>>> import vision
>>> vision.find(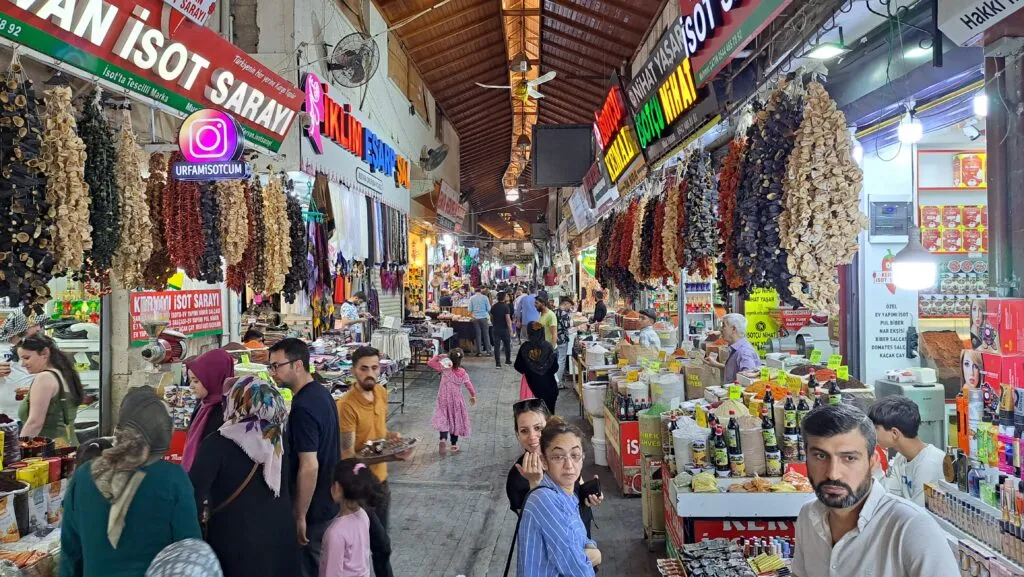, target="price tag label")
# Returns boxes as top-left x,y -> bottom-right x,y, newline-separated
827,354 -> 843,369
695,405 -> 707,428
240,354 -> 251,365
649,361 -> 662,371
775,369 -> 787,382
618,359 -> 629,368
627,371 -> 639,383
809,350 -> 822,364
760,367 -> 772,380
658,350 -> 667,361
728,385 -> 742,401
838,366 -> 850,380
669,361 -> 681,373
